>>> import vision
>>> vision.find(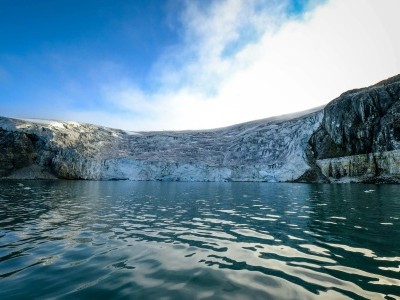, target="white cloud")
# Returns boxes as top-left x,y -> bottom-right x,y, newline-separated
86,0 -> 400,131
